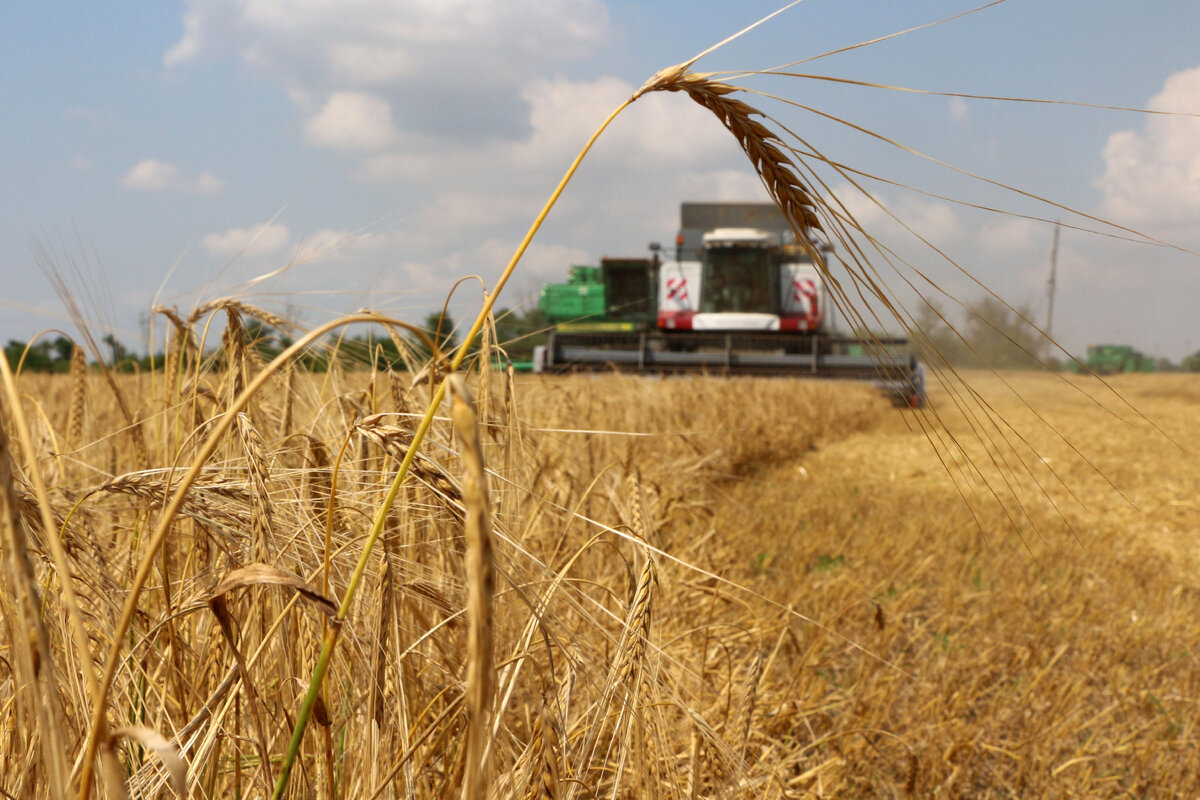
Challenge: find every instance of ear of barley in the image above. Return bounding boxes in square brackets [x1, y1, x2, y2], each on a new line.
[528, 691, 562, 800]
[67, 343, 88, 448]
[190, 298, 291, 334]
[236, 412, 274, 560]
[101, 471, 254, 532]
[279, 365, 294, 439]
[221, 307, 249, 406]
[730, 650, 764, 758]
[625, 468, 648, 543]
[355, 413, 463, 502]
[389, 369, 410, 416]
[154, 305, 197, 388]
[616, 557, 656, 687]
[637, 67, 821, 240]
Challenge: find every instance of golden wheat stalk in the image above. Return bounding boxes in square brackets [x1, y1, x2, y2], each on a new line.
[447, 375, 495, 800]
[354, 413, 462, 502]
[0, 409, 74, 796]
[632, 64, 1087, 544]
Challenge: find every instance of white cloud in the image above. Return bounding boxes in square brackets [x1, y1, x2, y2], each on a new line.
[193, 171, 225, 194]
[423, 191, 538, 235]
[948, 97, 969, 124]
[1096, 65, 1200, 228]
[291, 226, 419, 265]
[355, 152, 426, 182]
[202, 222, 290, 256]
[164, 6, 204, 66]
[677, 169, 768, 202]
[121, 159, 224, 194]
[477, 239, 592, 284]
[304, 92, 398, 151]
[517, 76, 737, 169]
[832, 184, 962, 245]
[168, 0, 610, 76]
[979, 216, 1038, 255]
[166, 0, 612, 143]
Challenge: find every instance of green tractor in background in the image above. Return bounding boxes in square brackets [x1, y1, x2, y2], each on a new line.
[1072, 344, 1155, 375]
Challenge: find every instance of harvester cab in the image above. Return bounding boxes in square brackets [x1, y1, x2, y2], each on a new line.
[658, 225, 826, 333]
[700, 228, 777, 316]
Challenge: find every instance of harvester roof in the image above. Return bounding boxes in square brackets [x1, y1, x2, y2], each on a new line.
[702, 227, 776, 246]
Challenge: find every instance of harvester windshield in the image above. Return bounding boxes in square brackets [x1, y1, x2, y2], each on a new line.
[701, 245, 774, 314]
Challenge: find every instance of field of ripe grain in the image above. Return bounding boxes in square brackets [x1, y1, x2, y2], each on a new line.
[2, 357, 1199, 798]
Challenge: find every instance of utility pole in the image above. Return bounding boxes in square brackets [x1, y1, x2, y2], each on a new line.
[1045, 222, 1060, 345]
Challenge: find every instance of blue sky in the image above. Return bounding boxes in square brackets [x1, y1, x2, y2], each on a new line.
[4, 1, 1200, 359]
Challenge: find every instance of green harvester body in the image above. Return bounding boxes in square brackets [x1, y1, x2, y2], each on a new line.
[1074, 344, 1155, 375]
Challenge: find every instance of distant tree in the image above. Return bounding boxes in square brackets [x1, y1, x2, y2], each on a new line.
[4, 338, 70, 372]
[425, 311, 460, 354]
[492, 306, 549, 359]
[960, 296, 1043, 369]
[50, 335, 74, 363]
[245, 319, 284, 360]
[1183, 350, 1200, 372]
[6, 340, 40, 371]
[914, 295, 1044, 370]
[406, 311, 461, 362]
[361, 331, 404, 368]
[103, 334, 129, 365]
[912, 301, 968, 366]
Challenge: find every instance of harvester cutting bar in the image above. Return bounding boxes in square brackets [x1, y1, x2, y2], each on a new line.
[537, 331, 925, 405]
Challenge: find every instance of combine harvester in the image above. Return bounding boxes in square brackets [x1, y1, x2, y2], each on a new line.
[533, 202, 926, 406]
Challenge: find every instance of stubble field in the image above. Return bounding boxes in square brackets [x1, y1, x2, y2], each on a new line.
[3, 346, 1199, 798]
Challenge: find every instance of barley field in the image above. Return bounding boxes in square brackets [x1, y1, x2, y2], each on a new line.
[3, 335, 1199, 798]
[4, 6, 1198, 797]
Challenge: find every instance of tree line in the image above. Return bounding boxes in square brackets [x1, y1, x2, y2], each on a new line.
[13, 298, 1193, 374]
[4, 305, 552, 374]
[913, 295, 1200, 372]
